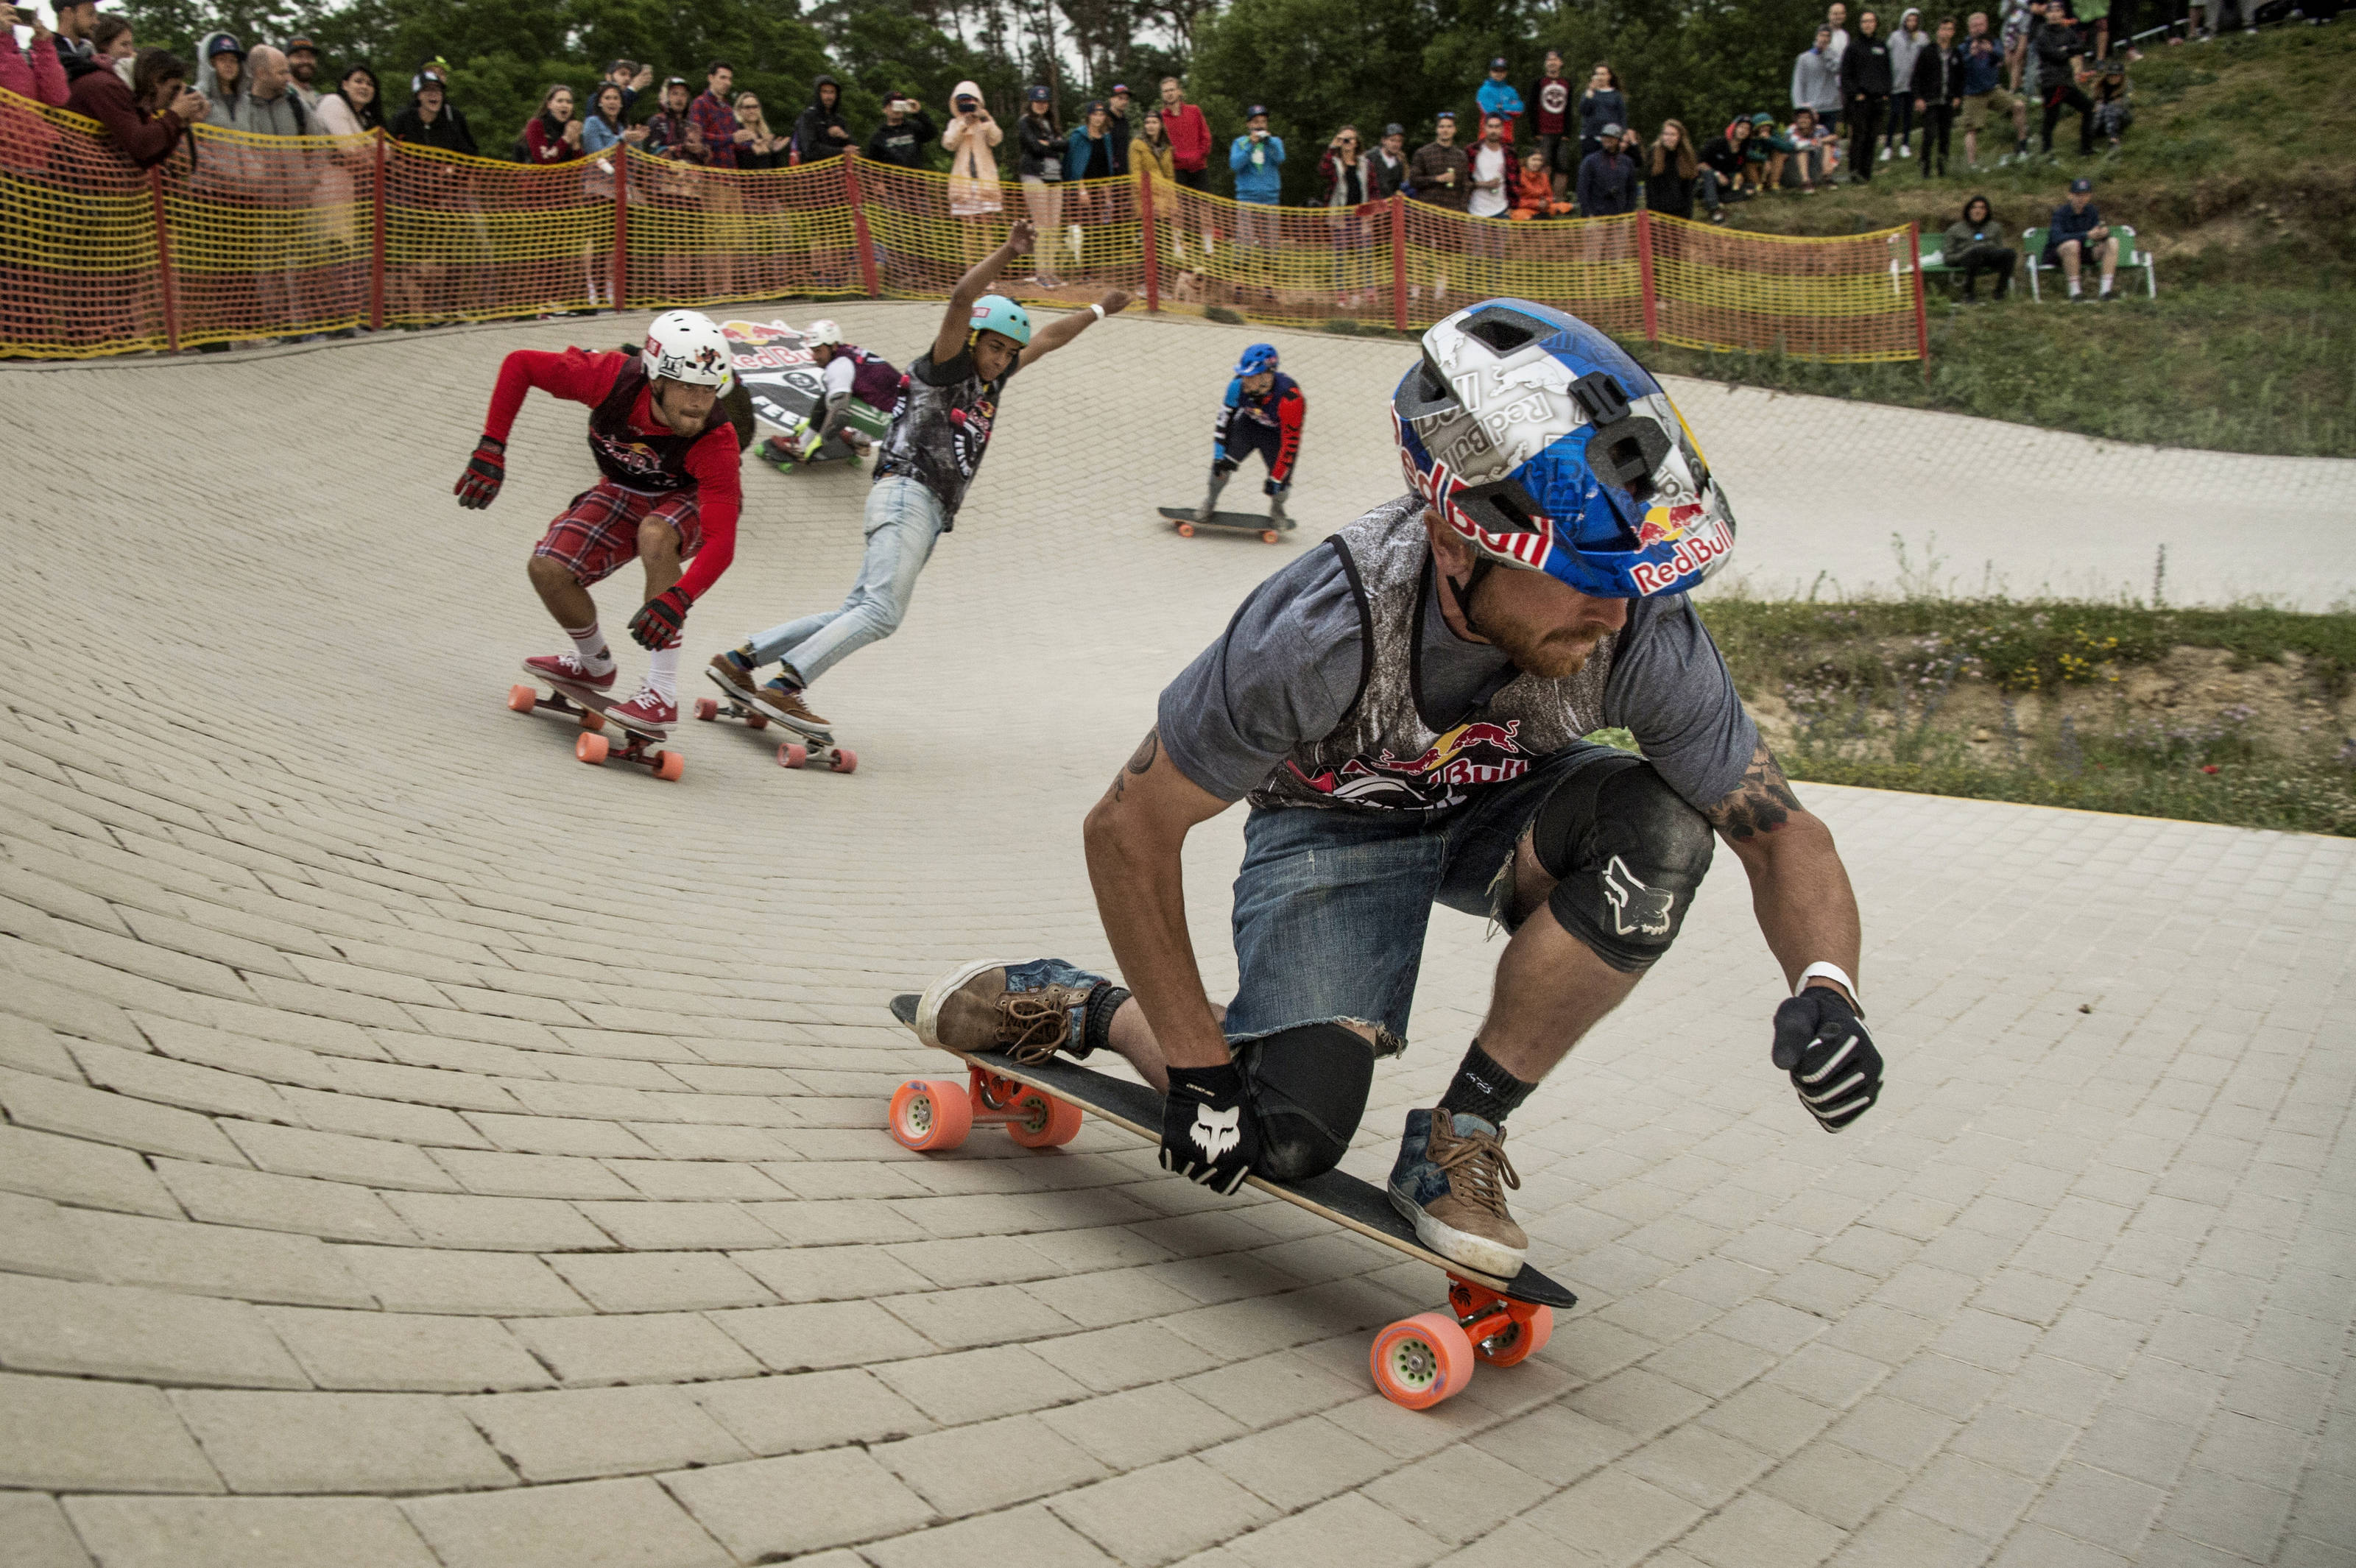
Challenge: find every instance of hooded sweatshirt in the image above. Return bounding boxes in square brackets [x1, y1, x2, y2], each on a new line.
[1791, 43, 1842, 113]
[793, 74, 850, 163]
[942, 78, 1003, 211]
[390, 87, 478, 154]
[1888, 12, 1932, 96]
[1943, 197, 2011, 258]
[197, 35, 245, 127]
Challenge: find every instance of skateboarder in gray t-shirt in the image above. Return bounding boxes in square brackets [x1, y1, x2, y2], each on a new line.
[914, 300, 1886, 1279]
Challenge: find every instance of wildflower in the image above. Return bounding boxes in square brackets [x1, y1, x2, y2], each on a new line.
[2202, 764, 2221, 774]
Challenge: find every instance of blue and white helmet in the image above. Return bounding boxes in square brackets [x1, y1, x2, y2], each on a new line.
[1392, 300, 1735, 598]
[1234, 342, 1280, 376]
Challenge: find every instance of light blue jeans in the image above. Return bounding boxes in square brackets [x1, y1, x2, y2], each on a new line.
[744, 475, 944, 688]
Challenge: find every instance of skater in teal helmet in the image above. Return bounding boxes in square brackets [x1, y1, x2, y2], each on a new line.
[710, 218, 1131, 737]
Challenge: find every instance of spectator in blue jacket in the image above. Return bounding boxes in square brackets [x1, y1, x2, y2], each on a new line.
[1576, 121, 1637, 216]
[1230, 103, 1285, 252]
[1067, 99, 1126, 181]
[2044, 177, 2118, 300]
[1476, 57, 1525, 142]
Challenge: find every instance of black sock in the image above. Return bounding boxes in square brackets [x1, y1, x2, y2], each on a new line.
[1437, 1039, 1537, 1127]
[1076, 983, 1129, 1059]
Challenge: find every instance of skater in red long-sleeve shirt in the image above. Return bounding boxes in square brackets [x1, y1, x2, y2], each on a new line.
[456, 310, 752, 730]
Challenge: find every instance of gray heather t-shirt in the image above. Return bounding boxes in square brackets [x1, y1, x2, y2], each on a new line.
[1157, 548, 1758, 810]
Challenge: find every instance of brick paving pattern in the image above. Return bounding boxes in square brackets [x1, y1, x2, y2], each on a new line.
[3, 307, 2352, 1568]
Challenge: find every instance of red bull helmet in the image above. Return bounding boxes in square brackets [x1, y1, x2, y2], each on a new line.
[643, 309, 734, 389]
[1392, 300, 1736, 598]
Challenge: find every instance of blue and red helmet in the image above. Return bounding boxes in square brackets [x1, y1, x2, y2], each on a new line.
[1392, 300, 1735, 598]
[1234, 342, 1280, 376]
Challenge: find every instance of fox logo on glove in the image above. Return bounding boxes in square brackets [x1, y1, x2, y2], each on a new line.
[1189, 1102, 1243, 1160]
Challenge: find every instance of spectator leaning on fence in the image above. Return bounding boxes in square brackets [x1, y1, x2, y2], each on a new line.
[241, 46, 309, 136]
[50, 0, 101, 84]
[1511, 148, 1565, 217]
[691, 63, 750, 169]
[91, 13, 134, 67]
[603, 60, 654, 119]
[1017, 86, 1066, 286]
[1884, 9, 1929, 159]
[314, 65, 384, 137]
[1578, 63, 1624, 161]
[644, 78, 702, 161]
[1410, 112, 1469, 209]
[1841, 11, 1892, 181]
[1159, 77, 1212, 191]
[733, 92, 789, 169]
[1527, 49, 1573, 199]
[1793, 28, 1843, 131]
[1368, 124, 1408, 198]
[68, 43, 204, 166]
[198, 32, 243, 127]
[1132, 107, 1175, 186]
[1230, 103, 1284, 253]
[1576, 121, 1636, 216]
[1466, 113, 1511, 217]
[1317, 124, 1369, 207]
[2045, 174, 2117, 300]
[1477, 57, 1524, 143]
[1068, 99, 1124, 183]
[521, 85, 582, 164]
[582, 85, 636, 156]
[1913, 17, 1961, 176]
[942, 81, 1003, 229]
[391, 66, 476, 155]
[1646, 119, 1699, 217]
[867, 93, 939, 169]
[794, 73, 851, 163]
[283, 35, 320, 111]
[1, 7, 69, 106]
[1944, 193, 2015, 298]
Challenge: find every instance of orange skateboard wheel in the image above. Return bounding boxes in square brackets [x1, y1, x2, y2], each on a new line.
[580, 710, 606, 732]
[746, 712, 769, 730]
[888, 1078, 973, 1151]
[507, 684, 537, 713]
[1471, 1303, 1553, 1367]
[1261, 529, 1280, 544]
[575, 731, 610, 766]
[780, 742, 807, 769]
[1176, 521, 1196, 537]
[656, 751, 685, 782]
[694, 697, 718, 721]
[1369, 1311, 1475, 1409]
[830, 746, 857, 774]
[1005, 1088, 1084, 1148]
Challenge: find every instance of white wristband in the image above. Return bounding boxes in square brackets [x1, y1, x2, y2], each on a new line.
[1089, 303, 1106, 320]
[1797, 962, 1858, 1003]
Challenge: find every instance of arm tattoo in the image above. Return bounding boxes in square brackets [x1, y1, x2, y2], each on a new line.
[1704, 741, 1805, 842]
[1111, 727, 1158, 803]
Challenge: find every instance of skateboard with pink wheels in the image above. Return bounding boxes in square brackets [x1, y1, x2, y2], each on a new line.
[884, 992, 1572, 1410]
[1158, 504, 1294, 545]
[506, 671, 684, 782]
[694, 671, 857, 774]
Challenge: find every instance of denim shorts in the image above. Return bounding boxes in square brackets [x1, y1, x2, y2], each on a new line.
[1222, 741, 1622, 1051]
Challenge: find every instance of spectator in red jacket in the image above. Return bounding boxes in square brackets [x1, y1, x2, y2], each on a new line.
[521, 85, 585, 165]
[1157, 76, 1213, 191]
[67, 45, 205, 167]
[1, 7, 71, 105]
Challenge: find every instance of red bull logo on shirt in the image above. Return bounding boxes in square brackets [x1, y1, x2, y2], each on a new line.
[1285, 718, 1532, 810]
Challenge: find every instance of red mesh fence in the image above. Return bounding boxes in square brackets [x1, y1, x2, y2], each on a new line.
[0, 95, 1924, 367]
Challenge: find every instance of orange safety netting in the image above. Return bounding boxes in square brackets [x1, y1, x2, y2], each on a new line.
[0, 91, 1925, 366]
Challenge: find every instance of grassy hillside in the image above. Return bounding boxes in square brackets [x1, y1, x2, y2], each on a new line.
[1649, 24, 2356, 457]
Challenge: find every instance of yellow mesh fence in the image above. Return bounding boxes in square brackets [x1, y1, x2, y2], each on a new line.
[0, 99, 1923, 365]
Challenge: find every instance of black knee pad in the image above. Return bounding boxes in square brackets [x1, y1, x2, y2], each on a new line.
[1237, 1023, 1376, 1182]
[1530, 753, 1715, 972]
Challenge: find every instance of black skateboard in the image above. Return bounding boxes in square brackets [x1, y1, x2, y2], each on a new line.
[1158, 505, 1297, 545]
[885, 991, 1574, 1408]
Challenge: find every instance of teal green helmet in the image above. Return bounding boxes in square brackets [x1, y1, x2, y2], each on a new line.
[967, 294, 1032, 347]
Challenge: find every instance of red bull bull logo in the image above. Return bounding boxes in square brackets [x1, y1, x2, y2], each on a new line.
[1637, 500, 1705, 548]
[1287, 719, 1532, 809]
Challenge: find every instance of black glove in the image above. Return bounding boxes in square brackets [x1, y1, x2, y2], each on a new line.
[628, 586, 690, 649]
[454, 434, 505, 509]
[1211, 457, 1239, 478]
[1160, 1062, 1259, 1196]
[1772, 986, 1883, 1134]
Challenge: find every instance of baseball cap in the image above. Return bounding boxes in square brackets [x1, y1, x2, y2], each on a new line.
[663, 76, 688, 89]
[1383, 122, 1404, 136]
[1029, 85, 1051, 102]
[203, 31, 244, 59]
[1435, 109, 1457, 122]
[1246, 102, 1268, 117]
[1489, 55, 1509, 69]
[1600, 121, 1624, 139]
[285, 35, 317, 54]
[1112, 82, 1131, 95]
[2069, 177, 2093, 192]
[606, 58, 635, 74]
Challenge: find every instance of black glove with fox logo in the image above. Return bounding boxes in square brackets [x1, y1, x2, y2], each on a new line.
[1772, 987, 1883, 1133]
[1160, 1062, 1259, 1196]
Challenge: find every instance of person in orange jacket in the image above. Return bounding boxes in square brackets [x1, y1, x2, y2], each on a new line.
[1509, 147, 1573, 218]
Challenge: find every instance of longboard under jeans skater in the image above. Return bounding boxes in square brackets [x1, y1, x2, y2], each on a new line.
[708, 218, 1129, 735]
[917, 299, 1886, 1279]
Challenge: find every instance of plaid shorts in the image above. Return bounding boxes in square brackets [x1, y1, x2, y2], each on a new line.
[532, 484, 702, 587]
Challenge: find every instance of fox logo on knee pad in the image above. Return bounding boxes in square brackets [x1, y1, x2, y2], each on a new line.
[1190, 1103, 1243, 1160]
[1602, 854, 1676, 938]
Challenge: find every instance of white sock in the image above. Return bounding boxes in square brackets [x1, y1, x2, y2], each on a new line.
[2068, 280, 2082, 297]
[565, 621, 614, 674]
[647, 638, 680, 703]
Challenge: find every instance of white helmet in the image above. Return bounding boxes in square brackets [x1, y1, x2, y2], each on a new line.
[803, 318, 844, 348]
[643, 309, 733, 388]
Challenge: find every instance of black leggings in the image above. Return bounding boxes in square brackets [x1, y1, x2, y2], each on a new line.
[2042, 84, 2095, 155]
[1920, 103, 1955, 174]
[1847, 96, 1886, 178]
[1885, 94, 1916, 146]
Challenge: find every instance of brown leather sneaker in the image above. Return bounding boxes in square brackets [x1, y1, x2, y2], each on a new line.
[751, 681, 831, 736]
[916, 958, 1114, 1065]
[708, 649, 759, 699]
[1387, 1106, 1528, 1276]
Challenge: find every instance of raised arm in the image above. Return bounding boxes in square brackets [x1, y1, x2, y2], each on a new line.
[931, 220, 1033, 363]
[1018, 289, 1131, 367]
[1081, 729, 1235, 1070]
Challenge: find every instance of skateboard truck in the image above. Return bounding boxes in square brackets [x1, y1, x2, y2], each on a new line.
[507, 683, 683, 781]
[1368, 1277, 1555, 1410]
[888, 1066, 1084, 1151]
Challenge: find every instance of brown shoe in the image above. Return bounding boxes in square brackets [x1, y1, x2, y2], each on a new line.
[708, 649, 758, 699]
[916, 958, 1113, 1064]
[750, 681, 831, 736]
[1387, 1107, 1528, 1276]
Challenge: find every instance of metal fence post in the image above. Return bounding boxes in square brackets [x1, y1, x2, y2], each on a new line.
[1389, 194, 1407, 332]
[844, 157, 880, 298]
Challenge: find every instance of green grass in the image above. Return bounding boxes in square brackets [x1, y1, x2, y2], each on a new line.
[1696, 595, 2356, 836]
[1657, 24, 2356, 456]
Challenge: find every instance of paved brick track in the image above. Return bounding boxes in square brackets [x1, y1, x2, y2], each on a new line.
[3, 308, 2352, 1568]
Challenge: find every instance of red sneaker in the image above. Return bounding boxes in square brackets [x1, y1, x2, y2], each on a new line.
[607, 685, 677, 733]
[523, 652, 615, 692]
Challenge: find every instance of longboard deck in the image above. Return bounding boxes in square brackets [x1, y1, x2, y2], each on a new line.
[887, 993, 1574, 1309]
[528, 671, 668, 740]
[1157, 506, 1298, 538]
